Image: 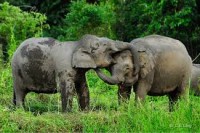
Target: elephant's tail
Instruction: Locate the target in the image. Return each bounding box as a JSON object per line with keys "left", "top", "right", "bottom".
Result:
{"left": 13, "top": 90, "right": 16, "bottom": 105}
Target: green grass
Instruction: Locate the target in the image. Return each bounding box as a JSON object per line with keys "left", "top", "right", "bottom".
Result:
{"left": 0, "top": 66, "right": 200, "bottom": 132}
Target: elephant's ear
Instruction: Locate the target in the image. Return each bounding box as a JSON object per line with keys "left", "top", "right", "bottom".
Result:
{"left": 138, "top": 46, "right": 155, "bottom": 78}
{"left": 72, "top": 48, "right": 97, "bottom": 68}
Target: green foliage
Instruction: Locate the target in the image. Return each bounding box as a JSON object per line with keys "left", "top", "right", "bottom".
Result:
{"left": 57, "top": 0, "right": 116, "bottom": 41}
{"left": 2, "top": 0, "right": 200, "bottom": 60}
{"left": 0, "top": 1, "right": 200, "bottom": 132}
{"left": 115, "top": 0, "right": 200, "bottom": 59}
{"left": 0, "top": 2, "right": 48, "bottom": 60}
{"left": 0, "top": 66, "right": 200, "bottom": 132}
{"left": 1, "top": 0, "right": 72, "bottom": 39}
{"left": 116, "top": 0, "right": 196, "bottom": 39}
{"left": 1, "top": 0, "right": 70, "bottom": 26}
{"left": 3, "top": 0, "right": 200, "bottom": 60}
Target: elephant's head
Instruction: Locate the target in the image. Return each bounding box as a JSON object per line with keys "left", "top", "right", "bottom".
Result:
{"left": 96, "top": 50, "right": 139, "bottom": 85}
{"left": 72, "top": 34, "right": 140, "bottom": 75}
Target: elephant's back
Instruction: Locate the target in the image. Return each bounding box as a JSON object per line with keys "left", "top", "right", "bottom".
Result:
{"left": 20, "top": 37, "right": 58, "bottom": 48}
{"left": 131, "top": 35, "right": 192, "bottom": 57}
{"left": 145, "top": 35, "right": 188, "bottom": 54}
{"left": 191, "top": 65, "right": 200, "bottom": 84}
{"left": 12, "top": 37, "right": 59, "bottom": 61}
{"left": 132, "top": 35, "right": 192, "bottom": 66}
{"left": 133, "top": 35, "right": 192, "bottom": 68}
{"left": 12, "top": 38, "right": 54, "bottom": 70}
{"left": 193, "top": 64, "right": 200, "bottom": 68}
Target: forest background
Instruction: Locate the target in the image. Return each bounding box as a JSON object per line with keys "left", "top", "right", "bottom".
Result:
{"left": 0, "top": 0, "right": 200, "bottom": 132}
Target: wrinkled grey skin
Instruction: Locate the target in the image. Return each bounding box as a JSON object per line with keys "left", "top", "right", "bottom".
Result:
{"left": 191, "top": 64, "right": 200, "bottom": 96}
{"left": 96, "top": 50, "right": 138, "bottom": 103}
{"left": 97, "top": 35, "right": 192, "bottom": 111}
{"left": 11, "top": 34, "right": 140, "bottom": 112}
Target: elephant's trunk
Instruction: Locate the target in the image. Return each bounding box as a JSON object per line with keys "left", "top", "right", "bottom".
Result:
{"left": 95, "top": 69, "right": 121, "bottom": 85}
{"left": 115, "top": 41, "right": 140, "bottom": 75}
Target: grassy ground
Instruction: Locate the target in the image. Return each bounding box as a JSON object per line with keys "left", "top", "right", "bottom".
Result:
{"left": 0, "top": 66, "right": 200, "bottom": 132}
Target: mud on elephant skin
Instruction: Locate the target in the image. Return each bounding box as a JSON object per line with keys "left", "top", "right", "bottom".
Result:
{"left": 11, "top": 34, "right": 140, "bottom": 112}
{"left": 191, "top": 64, "right": 200, "bottom": 96}
{"left": 97, "top": 35, "right": 192, "bottom": 111}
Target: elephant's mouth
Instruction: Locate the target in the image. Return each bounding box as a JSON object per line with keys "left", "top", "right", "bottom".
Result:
{"left": 124, "top": 75, "right": 138, "bottom": 85}
{"left": 121, "top": 82, "right": 133, "bottom": 86}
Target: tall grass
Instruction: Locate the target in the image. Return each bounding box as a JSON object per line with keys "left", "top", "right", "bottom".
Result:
{"left": 0, "top": 66, "right": 200, "bottom": 132}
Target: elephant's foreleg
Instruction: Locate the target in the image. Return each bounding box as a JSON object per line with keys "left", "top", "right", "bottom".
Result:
{"left": 60, "top": 79, "right": 74, "bottom": 112}
{"left": 118, "top": 85, "right": 132, "bottom": 104}
{"left": 75, "top": 77, "right": 90, "bottom": 111}
{"left": 134, "top": 84, "right": 147, "bottom": 104}
{"left": 134, "top": 71, "right": 154, "bottom": 106}
{"left": 134, "top": 80, "right": 151, "bottom": 106}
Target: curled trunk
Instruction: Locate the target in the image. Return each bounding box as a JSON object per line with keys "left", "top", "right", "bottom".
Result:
{"left": 95, "top": 69, "right": 120, "bottom": 85}
{"left": 128, "top": 45, "right": 140, "bottom": 75}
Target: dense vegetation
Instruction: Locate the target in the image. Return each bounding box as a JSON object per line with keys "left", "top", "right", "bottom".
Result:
{"left": 0, "top": 0, "right": 200, "bottom": 132}
{"left": 1, "top": 0, "right": 200, "bottom": 60}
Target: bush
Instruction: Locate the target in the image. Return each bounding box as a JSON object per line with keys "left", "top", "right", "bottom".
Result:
{"left": 0, "top": 2, "right": 48, "bottom": 61}
{"left": 56, "top": 0, "right": 116, "bottom": 41}
{"left": 115, "top": 0, "right": 200, "bottom": 60}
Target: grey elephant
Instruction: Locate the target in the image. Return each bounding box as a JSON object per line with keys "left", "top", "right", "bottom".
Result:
{"left": 11, "top": 34, "right": 140, "bottom": 112}
{"left": 191, "top": 64, "right": 200, "bottom": 96}
{"left": 96, "top": 35, "right": 192, "bottom": 111}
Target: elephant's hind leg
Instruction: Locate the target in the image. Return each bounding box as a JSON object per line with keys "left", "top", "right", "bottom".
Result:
{"left": 13, "top": 90, "right": 16, "bottom": 105}
{"left": 13, "top": 77, "right": 27, "bottom": 108}
{"left": 168, "top": 82, "right": 189, "bottom": 112}
{"left": 168, "top": 88, "right": 179, "bottom": 112}
{"left": 15, "top": 90, "right": 27, "bottom": 108}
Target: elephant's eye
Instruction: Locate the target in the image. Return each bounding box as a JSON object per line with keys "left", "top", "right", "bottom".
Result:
{"left": 91, "top": 49, "right": 96, "bottom": 53}
{"left": 122, "top": 55, "right": 128, "bottom": 59}
{"left": 124, "top": 64, "right": 130, "bottom": 70}
{"left": 125, "top": 68, "right": 130, "bottom": 71}
{"left": 133, "top": 66, "right": 136, "bottom": 71}
{"left": 107, "top": 48, "right": 112, "bottom": 52}
{"left": 91, "top": 42, "right": 99, "bottom": 50}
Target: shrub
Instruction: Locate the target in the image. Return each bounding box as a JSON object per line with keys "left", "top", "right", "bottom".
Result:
{"left": 115, "top": 0, "right": 200, "bottom": 60}
{"left": 57, "top": 0, "right": 116, "bottom": 41}
{"left": 0, "top": 2, "right": 48, "bottom": 61}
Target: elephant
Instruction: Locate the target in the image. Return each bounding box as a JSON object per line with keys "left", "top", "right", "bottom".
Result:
{"left": 100, "top": 50, "right": 138, "bottom": 103}
{"left": 191, "top": 64, "right": 200, "bottom": 96}
{"left": 11, "top": 34, "right": 140, "bottom": 112}
{"left": 96, "top": 35, "right": 192, "bottom": 111}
